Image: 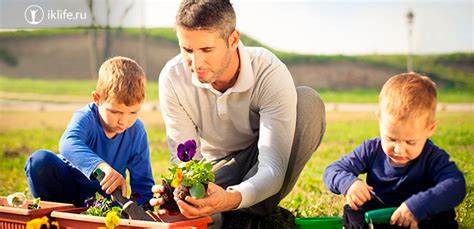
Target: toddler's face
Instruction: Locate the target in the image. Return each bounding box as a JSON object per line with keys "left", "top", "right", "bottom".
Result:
{"left": 379, "top": 113, "right": 437, "bottom": 166}
{"left": 95, "top": 97, "right": 142, "bottom": 139}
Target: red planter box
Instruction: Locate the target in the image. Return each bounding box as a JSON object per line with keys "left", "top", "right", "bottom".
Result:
{"left": 51, "top": 207, "right": 212, "bottom": 229}
{"left": 0, "top": 196, "right": 74, "bottom": 229}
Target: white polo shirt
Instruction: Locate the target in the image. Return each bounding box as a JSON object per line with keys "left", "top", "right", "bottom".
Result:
{"left": 158, "top": 41, "right": 297, "bottom": 208}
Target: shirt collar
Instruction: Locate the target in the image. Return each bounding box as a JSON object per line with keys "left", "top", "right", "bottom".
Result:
{"left": 191, "top": 41, "right": 253, "bottom": 94}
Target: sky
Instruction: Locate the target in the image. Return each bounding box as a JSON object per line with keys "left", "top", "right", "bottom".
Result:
{"left": 1, "top": 0, "right": 473, "bottom": 55}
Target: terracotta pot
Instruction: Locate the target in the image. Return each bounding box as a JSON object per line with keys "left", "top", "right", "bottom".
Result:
{"left": 0, "top": 196, "right": 74, "bottom": 229}
{"left": 51, "top": 207, "right": 212, "bottom": 228}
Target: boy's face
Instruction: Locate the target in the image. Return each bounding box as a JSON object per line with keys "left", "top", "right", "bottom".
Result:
{"left": 176, "top": 26, "right": 238, "bottom": 85}
{"left": 379, "top": 113, "right": 437, "bottom": 166}
{"left": 93, "top": 92, "right": 142, "bottom": 139}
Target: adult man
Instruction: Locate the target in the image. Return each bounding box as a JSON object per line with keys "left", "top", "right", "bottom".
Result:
{"left": 150, "top": 0, "right": 325, "bottom": 225}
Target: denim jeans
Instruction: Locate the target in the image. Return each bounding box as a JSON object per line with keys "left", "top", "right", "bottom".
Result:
{"left": 24, "top": 149, "right": 107, "bottom": 206}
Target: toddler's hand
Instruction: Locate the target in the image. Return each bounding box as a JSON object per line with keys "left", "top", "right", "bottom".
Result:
{"left": 345, "top": 179, "right": 373, "bottom": 210}
{"left": 390, "top": 202, "right": 418, "bottom": 229}
{"left": 97, "top": 163, "right": 127, "bottom": 198}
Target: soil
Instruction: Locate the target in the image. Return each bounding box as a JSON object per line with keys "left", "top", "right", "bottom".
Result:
{"left": 0, "top": 32, "right": 403, "bottom": 89}
{"left": 159, "top": 180, "right": 180, "bottom": 215}
{"left": 173, "top": 185, "right": 189, "bottom": 201}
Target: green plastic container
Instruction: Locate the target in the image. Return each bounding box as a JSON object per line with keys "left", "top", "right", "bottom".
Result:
{"left": 364, "top": 207, "right": 397, "bottom": 224}
{"left": 295, "top": 216, "right": 342, "bottom": 229}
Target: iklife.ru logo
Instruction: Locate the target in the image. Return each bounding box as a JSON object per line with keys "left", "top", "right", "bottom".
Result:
{"left": 24, "top": 4, "right": 87, "bottom": 25}
{"left": 24, "top": 5, "right": 44, "bottom": 25}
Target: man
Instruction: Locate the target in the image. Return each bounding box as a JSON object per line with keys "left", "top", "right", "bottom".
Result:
{"left": 150, "top": 0, "right": 326, "bottom": 225}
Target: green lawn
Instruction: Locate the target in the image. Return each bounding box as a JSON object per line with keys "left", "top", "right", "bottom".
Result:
{"left": 0, "top": 111, "right": 472, "bottom": 227}
{"left": 1, "top": 76, "right": 472, "bottom": 103}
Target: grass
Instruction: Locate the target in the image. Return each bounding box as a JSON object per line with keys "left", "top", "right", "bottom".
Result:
{"left": 1, "top": 76, "right": 472, "bottom": 103}
{"left": 0, "top": 110, "right": 472, "bottom": 228}
{"left": 0, "top": 76, "right": 159, "bottom": 103}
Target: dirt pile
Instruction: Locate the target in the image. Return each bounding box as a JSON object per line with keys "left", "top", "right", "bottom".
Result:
{"left": 1, "top": 32, "right": 399, "bottom": 89}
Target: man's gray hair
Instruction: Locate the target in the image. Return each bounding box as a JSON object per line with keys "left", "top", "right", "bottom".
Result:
{"left": 176, "top": 0, "right": 236, "bottom": 41}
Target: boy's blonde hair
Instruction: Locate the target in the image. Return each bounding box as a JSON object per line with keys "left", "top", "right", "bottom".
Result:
{"left": 96, "top": 56, "right": 146, "bottom": 105}
{"left": 378, "top": 72, "right": 437, "bottom": 125}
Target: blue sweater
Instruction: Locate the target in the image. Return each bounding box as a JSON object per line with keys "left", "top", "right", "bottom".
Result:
{"left": 323, "top": 137, "right": 466, "bottom": 221}
{"left": 58, "top": 103, "right": 155, "bottom": 205}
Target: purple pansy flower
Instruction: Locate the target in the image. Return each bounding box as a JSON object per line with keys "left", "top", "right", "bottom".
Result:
{"left": 177, "top": 139, "right": 196, "bottom": 162}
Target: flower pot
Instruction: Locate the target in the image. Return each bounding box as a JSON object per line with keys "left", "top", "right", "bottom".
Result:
{"left": 295, "top": 216, "right": 342, "bottom": 229}
{"left": 0, "top": 196, "right": 74, "bottom": 229}
{"left": 51, "top": 207, "right": 212, "bottom": 228}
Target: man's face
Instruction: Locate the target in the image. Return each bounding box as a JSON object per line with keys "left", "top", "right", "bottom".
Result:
{"left": 379, "top": 113, "right": 437, "bottom": 166}
{"left": 176, "top": 26, "right": 232, "bottom": 84}
{"left": 93, "top": 94, "right": 142, "bottom": 139}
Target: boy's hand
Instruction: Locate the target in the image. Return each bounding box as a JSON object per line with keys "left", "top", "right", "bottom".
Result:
{"left": 345, "top": 179, "right": 373, "bottom": 210}
{"left": 390, "top": 202, "right": 418, "bottom": 229}
{"left": 149, "top": 184, "right": 168, "bottom": 215}
{"left": 96, "top": 163, "right": 127, "bottom": 198}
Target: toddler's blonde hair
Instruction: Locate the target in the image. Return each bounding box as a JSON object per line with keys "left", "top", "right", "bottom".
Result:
{"left": 379, "top": 72, "right": 437, "bottom": 126}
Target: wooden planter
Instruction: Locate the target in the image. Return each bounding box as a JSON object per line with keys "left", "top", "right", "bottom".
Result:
{"left": 0, "top": 196, "right": 74, "bottom": 229}
{"left": 51, "top": 207, "right": 212, "bottom": 229}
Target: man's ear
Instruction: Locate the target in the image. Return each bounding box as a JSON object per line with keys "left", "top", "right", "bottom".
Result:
{"left": 228, "top": 30, "right": 240, "bottom": 50}
{"left": 92, "top": 91, "right": 100, "bottom": 105}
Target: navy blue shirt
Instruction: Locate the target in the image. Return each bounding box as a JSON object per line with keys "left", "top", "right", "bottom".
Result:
{"left": 323, "top": 137, "right": 466, "bottom": 221}
{"left": 58, "top": 103, "right": 155, "bottom": 205}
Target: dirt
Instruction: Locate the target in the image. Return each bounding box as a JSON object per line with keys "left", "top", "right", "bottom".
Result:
{"left": 0, "top": 31, "right": 179, "bottom": 81}
{"left": 159, "top": 180, "right": 180, "bottom": 215}
{"left": 0, "top": 109, "right": 165, "bottom": 130}
{"left": 1, "top": 32, "right": 398, "bottom": 89}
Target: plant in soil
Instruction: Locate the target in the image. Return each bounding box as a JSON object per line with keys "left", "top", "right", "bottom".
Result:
{"left": 160, "top": 139, "right": 215, "bottom": 214}
{"left": 82, "top": 192, "right": 122, "bottom": 217}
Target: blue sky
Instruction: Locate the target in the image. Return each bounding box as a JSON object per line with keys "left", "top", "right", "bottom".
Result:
{"left": 142, "top": 0, "right": 473, "bottom": 54}
{"left": 1, "top": 0, "right": 472, "bottom": 54}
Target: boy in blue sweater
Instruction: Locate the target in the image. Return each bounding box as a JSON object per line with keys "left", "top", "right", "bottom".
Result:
{"left": 24, "top": 56, "right": 154, "bottom": 207}
{"left": 323, "top": 73, "right": 466, "bottom": 229}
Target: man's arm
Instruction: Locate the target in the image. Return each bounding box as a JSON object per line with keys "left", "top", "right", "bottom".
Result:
{"left": 159, "top": 65, "right": 200, "bottom": 164}
{"left": 228, "top": 62, "right": 298, "bottom": 208}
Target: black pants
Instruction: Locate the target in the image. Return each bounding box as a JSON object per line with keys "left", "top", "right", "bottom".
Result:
{"left": 342, "top": 202, "right": 458, "bottom": 229}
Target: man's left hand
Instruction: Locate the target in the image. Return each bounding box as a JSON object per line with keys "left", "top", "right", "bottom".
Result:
{"left": 175, "top": 182, "right": 242, "bottom": 218}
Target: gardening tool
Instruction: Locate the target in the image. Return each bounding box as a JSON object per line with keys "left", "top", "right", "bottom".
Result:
{"left": 92, "top": 168, "right": 156, "bottom": 221}
{"left": 370, "top": 190, "right": 385, "bottom": 205}
{"left": 364, "top": 207, "right": 397, "bottom": 229}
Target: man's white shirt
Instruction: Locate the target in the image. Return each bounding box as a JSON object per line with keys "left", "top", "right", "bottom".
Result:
{"left": 159, "top": 41, "right": 297, "bottom": 208}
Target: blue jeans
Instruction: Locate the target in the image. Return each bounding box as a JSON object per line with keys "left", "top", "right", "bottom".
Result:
{"left": 24, "top": 149, "right": 107, "bottom": 206}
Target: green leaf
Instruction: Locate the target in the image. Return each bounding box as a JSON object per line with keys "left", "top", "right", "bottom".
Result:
{"left": 190, "top": 183, "right": 205, "bottom": 199}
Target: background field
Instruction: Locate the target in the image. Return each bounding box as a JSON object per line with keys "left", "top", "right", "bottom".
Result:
{"left": 0, "top": 29, "right": 472, "bottom": 227}
{"left": 0, "top": 110, "right": 472, "bottom": 228}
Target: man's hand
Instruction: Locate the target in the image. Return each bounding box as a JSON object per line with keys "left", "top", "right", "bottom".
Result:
{"left": 390, "top": 202, "right": 418, "bottom": 229}
{"left": 96, "top": 162, "right": 127, "bottom": 198}
{"left": 344, "top": 179, "right": 372, "bottom": 210}
{"left": 149, "top": 184, "right": 168, "bottom": 215}
{"left": 175, "top": 182, "right": 242, "bottom": 219}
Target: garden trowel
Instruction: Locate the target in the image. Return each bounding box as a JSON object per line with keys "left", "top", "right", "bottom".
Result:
{"left": 92, "top": 168, "right": 156, "bottom": 221}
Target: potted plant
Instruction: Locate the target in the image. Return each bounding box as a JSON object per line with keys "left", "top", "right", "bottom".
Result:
{"left": 0, "top": 193, "right": 73, "bottom": 228}
{"left": 50, "top": 190, "right": 212, "bottom": 228}
{"left": 160, "top": 139, "right": 215, "bottom": 214}
{"left": 51, "top": 207, "right": 212, "bottom": 228}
